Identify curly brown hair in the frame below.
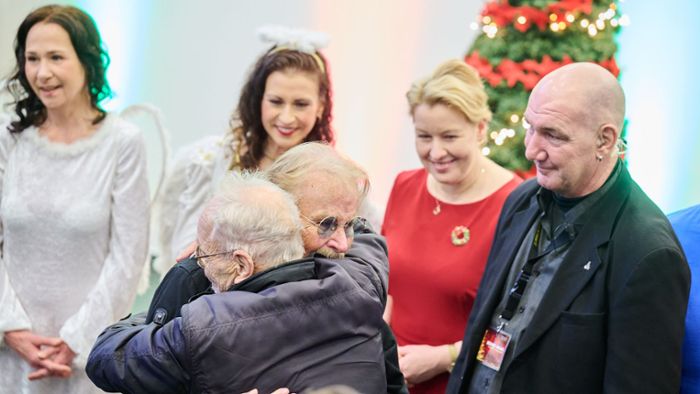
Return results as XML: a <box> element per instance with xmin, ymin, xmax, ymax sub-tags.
<box><xmin>230</xmin><ymin>47</ymin><xmax>334</xmax><ymax>170</ymax></box>
<box><xmin>6</xmin><ymin>5</ymin><xmax>111</xmax><ymax>134</ymax></box>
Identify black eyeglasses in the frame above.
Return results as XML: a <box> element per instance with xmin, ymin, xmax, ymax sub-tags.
<box><xmin>194</xmin><ymin>246</ymin><xmax>239</xmax><ymax>262</ymax></box>
<box><xmin>300</xmin><ymin>214</ymin><xmax>364</xmax><ymax>238</ymax></box>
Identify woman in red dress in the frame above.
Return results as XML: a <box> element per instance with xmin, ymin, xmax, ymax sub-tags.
<box><xmin>382</xmin><ymin>59</ymin><xmax>522</xmax><ymax>393</ymax></box>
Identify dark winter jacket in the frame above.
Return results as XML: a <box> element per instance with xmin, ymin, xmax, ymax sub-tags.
<box><xmin>86</xmin><ymin>232</ymin><xmax>389</xmax><ymax>393</ymax></box>
<box><xmin>145</xmin><ymin>238</ymin><xmax>407</xmax><ymax>394</ymax></box>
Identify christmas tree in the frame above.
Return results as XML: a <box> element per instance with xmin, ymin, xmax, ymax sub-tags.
<box><xmin>466</xmin><ymin>0</ymin><xmax>628</xmax><ymax>173</ymax></box>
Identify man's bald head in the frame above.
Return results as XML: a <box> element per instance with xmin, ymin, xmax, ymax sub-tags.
<box><xmin>533</xmin><ymin>62</ymin><xmax>625</xmax><ymax>132</ymax></box>
<box><xmin>524</xmin><ymin>62</ymin><xmax>626</xmax><ymax>197</ymax></box>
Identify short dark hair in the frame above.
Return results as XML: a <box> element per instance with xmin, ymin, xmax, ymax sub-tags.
<box><xmin>232</xmin><ymin>47</ymin><xmax>334</xmax><ymax>169</ymax></box>
<box><xmin>6</xmin><ymin>4</ymin><xmax>111</xmax><ymax>133</ymax></box>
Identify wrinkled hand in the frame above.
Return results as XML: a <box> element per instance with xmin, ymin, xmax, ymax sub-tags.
<box><xmin>241</xmin><ymin>389</ymin><xmax>291</xmax><ymax>394</ymax></box>
<box><xmin>4</xmin><ymin>330</ymin><xmax>72</xmax><ymax>380</ymax></box>
<box><xmin>176</xmin><ymin>241</ymin><xmax>198</xmax><ymax>262</ymax></box>
<box><xmin>398</xmin><ymin>344</ymin><xmax>451</xmax><ymax>385</ymax></box>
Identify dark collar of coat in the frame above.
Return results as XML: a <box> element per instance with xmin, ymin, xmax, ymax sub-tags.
<box><xmin>224</xmin><ymin>258</ymin><xmax>317</xmax><ymax>294</ymax></box>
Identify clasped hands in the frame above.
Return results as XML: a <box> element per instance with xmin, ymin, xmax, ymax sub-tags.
<box><xmin>4</xmin><ymin>330</ymin><xmax>75</xmax><ymax>380</ymax></box>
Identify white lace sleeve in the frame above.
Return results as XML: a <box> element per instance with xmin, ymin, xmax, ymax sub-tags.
<box><xmin>155</xmin><ymin>136</ymin><xmax>222</xmax><ymax>275</ymax></box>
<box><xmin>0</xmin><ymin>129</ymin><xmax>31</xmax><ymax>345</ymax></box>
<box><xmin>58</xmin><ymin>124</ymin><xmax>150</xmax><ymax>367</ymax></box>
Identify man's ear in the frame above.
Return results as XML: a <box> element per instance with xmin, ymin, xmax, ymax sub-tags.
<box><xmin>232</xmin><ymin>250</ymin><xmax>256</xmax><ymax>284</ymax></box>
<box><xmin>596</xmin><ymin>123</ymin><xmax>619</xmax><ymax>157</ymax></box>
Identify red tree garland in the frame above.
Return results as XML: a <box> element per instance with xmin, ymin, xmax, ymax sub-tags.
<box><xmin>466</xmin><ymin>51</ymin><xmax>619</xmax><ymax>90</ymax></box>
<box><xmin>482</xmin><ymin>0</ymin><xmax>594</xmax><ymax>32</ymax></box>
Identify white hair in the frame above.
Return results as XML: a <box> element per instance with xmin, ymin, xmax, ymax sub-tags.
<box><xmin>266</xmin><ymin>142</ymin><xmax>370</xmax><ymax>203</ymax></box>
<box><xmin>197</xmin><ymin>172</ymin><xmax>304</xmax><ymax>273</ymax></box>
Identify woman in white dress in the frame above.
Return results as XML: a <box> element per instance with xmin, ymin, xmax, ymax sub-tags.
<box><xmin>0</xmin><ymin>5</ymin><xmax>149</xmax><ymax>393</ymax></box>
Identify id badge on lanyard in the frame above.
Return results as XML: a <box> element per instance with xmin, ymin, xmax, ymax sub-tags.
<box><xmin>476</xmin><ymin>224</ymin><xmax>570</xmax><ymax>371</ymax></box>
<box><xmin>476</xmin><ymin>325</ymin><xmax>512</xmax><ymax>371</ymax></box>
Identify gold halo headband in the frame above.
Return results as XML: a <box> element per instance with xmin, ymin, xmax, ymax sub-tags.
<box><xmin>269</xmin><ymin>45</ymin><xmax>326</xmax><ymax>74</ymax></box>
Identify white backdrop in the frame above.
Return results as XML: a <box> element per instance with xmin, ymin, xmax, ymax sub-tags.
<box><xmin>2</xmin><ymin>0</ymin><xmax>699</xmax><ymax>223</ymax></box>
<box><xmin>0</xmin><ymin>0</ymin><xmax>484</xmax><ymax>221</ymax></box>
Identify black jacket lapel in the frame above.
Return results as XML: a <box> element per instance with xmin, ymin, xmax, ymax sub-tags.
<box><xmin>467</xmin><ymin>196</ymin><xmax>540</xmax><ymax>359</ymax></box>
<box><xmin>511</xmin><ymin>165</ymin><xmax>633</xmax><ymax>360</ymax></box>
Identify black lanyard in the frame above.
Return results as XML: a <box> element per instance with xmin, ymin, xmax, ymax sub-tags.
<box><xmin>499</xmin><ymin>222</ymin><xmax>573</xmax><ymax>321</ymax></box>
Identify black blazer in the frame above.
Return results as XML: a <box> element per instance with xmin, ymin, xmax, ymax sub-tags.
<box><xmin>447</xmin><ymin>164</ymin><xmax>690</xmax><ymax>394</ymax></box>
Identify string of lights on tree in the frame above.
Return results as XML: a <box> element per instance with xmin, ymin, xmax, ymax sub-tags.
<box><xmin>465</xmin><ymin>0</ymin><xmax>628</xmax><ymax>173</ymax></box>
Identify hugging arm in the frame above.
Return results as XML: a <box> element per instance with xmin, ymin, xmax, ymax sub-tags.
<box><xmin>86</xmin><ymin>313</ymin><xmax>191</xmax><ymax>394</ymax></box>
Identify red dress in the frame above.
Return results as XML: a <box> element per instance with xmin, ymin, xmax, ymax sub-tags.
<box><xmin>382</xmin><ymin>169</ymin><xmax>521</xmax><ymax>393</ymax></box>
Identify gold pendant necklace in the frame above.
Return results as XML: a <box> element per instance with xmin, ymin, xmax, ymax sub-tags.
<box><xmin>432</xmin><ymin>199</ymin><xmax>441</xmax><ymax>215</ymax></box>
<box><xmin>432</xmin><ymin>199</ymin><xmax>471</xmax><ymax>247</ymax></box>
<box><xmin>429</xmin><ymin>167</ymin><xmax>484</xmax><ymax>217</ymax></box>
<box><xmin>429</xmin><ymin>167</ymin><xmax>484</xmax><ymax>245</ymax></box>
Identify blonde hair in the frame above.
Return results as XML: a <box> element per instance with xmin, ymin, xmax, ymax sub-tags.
<box><xmin>407</xmin><ymin>59</ymin><xmax>491</xmax><ymax>125</ymax></box>
<box><xmin>266</xmin><ymin>142</ymin><xmax>370</xmax><ymax>202</ymax></box>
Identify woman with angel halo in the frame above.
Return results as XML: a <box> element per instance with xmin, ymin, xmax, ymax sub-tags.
<box><xmin>157</xmin><ymin>25</ymin><xmax>337</xmax><ymax>269</ymax></box>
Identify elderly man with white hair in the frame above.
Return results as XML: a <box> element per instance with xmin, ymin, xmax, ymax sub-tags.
<box><xmin>143</xmin><ymin>142</ymin><xmax>407</xmax><ymax>393</ymax></box>
<box><xmin>192</xmin><ymin>172</ymin><xmax>305</xmax><ymax>293</ymax></box>
<box><xmin>86</xmin><ymin>171</ymin><xmax>388</xmax><ymax>393</ymax></box>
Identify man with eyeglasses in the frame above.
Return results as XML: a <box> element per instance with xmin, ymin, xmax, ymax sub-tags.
<box><xmin>103</xmin><ymin>143</ymin><xmax>405</xmax><ymax>392</ymax></box>
<box><xmin>146</xmin><ymin>143</ymin><xmax>406</xmax><ymax>393</ymax></box>
<box><xmin>145</xmin><ymin>142</ymin><xmax>374</xmax><ymax>326</ymax></box>
<box><xmin>86</xmin><ymin>171</ymin><xmax>388</xmax><ymax>393</ymax></box>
